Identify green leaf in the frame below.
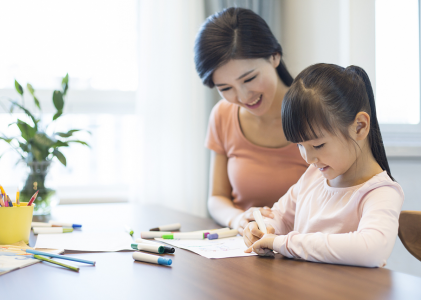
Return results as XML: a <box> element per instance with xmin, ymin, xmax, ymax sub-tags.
<box><xmin>19</xmin><ymin>142</ymin><xmax>30</xmax><ymax>152</ymax></box>
<box><xmin>53</xmin><ymin>148</ymin><xmax>66</xmax><ymax>166</ymax></box>
<box><xmin>53</xmin><ymin>90</ymin><xmax>64</xmax><ymax>111</ymax></box>
<box><xmin>51</xmin><ymin>140</ymin><xmax>69</xmax><ymax>148</ymax></box>
<box><xmin>27</xmin><ymin>83</ymin><xmax>35</xmax><ymax>95</ymax></box>
<box><xmin>62</xmin><ymin>73</ymin><xmax>69</xmax><ymax>96</ymax></box>
<box><xmin>15</xmin><ymin>80</ymin><xmax>23</xmax><ymax>95</ymax></box>
<box><xmin>32</xmin><ymin>133</ymin><xmax>54</xmax><ymax>148</ymax></box>
<box><xmin>10</xmin><ymin>100</ymin><xmax>38</xmax><ymax>130</ymax></box>
<box><xmin>53</xmin><ymin>110</ymin><xmax>62</xmax><ymax>120</ymax></box>
<box><xmin>67</xmin><ymin>140</ymin><xmax>90</xmax><ymax>148</ymax></box>
<box><xmin>55</xmin><ymin>129</ymin><xmax>81</xmax><ymax>138</ymax></box>
<box><xmin>0</xmin><ymin>136</ymin><xmax>13</xmax><ymax>144</ymax></box>
<box><xmin>16</xmin><ymin>119</ymin><xmax>36</xmax><ymax>141</ymax></box>
<box><xmin>33</xmin><ymin>96</ymin><xmax>41</xmax><ymax>109</ymax></box>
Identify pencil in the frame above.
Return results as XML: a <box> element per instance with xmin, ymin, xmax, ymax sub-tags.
<box><xmin>27</xmin><ymin>190</ymin><xmax>39</xmax><ymax>206</ymax></box>
<box><xmin>34</xmin><ymin>254</ymin><xmax>80</xmax><ymax>272</ymax></box>
<box><xmin>0</xmin><ymin>194</ymin><xmax>4</xmax><ymax>207</ymax></box>
<box><xmin>23</xmin><ymin>249</ymin><xmax>96</xmax><ymax>265</ymax></box>
<box><xmin>16</xmin><ymin>188</ymin><xmax>20</xmax><ymax>206</ymax></box>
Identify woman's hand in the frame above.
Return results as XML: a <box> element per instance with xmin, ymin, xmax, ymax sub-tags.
<box><xmin>237</xmin><ymin>206</ymin><xmax>274</xmax><ymax>236</ymax></box>
<box><xmin>243</xmin><ymin>221</ymin><xmax>275</xmax><ymax>248</ymax></box>
<box><xmin>245</xmin><ymin>233</ymin><xmax>277</xmax><ymax>257</ymax></box>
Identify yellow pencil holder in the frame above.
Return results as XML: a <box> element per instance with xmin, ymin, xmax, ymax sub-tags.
<box><xmin>0</xmin><ymin>203</ymin><xmax>34</xmax><ymax>245</ymax></box>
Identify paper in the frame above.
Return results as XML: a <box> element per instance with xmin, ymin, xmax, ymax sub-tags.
<box><xmin>155</xmin><ymin>236</ymin><xmax>257</xmax><ymax>259</ymax></box>
<box><xmin>0</xmin><ymin>241</ymin><xmax>64</xmax><ymax>276</ymax></box>
<box><xmin>35</xmin><ymin>232</ymin><xmax>133</xmax><ymax>251</ymax></box>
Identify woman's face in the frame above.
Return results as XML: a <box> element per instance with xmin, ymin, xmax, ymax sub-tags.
<box><xmin>212</xmin><ymin>56</ymin><xmax>281</xmax><ymax>116</ymax></box>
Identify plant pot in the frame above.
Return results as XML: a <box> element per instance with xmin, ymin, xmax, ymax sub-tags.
<box><xmin>20</xmin><ymin>161</ymin><xmax>59</xmax><ymax>215</ymax></box>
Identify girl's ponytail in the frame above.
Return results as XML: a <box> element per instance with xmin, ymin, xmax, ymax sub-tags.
<box><xmin>347</xmin><ymin>66</ymin><xmax>395</xmax><ymax>181</ymax></box>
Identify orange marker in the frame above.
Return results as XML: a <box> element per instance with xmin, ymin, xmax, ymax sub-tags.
<box><xmin>27</xmin><ymin>190</ymin><xmax>39</xmax><ymax>206</ymax></box>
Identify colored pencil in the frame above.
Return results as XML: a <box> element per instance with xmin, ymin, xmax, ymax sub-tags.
<box><xmin>27</xmin><ymin>190</ymin><xmax>39</xmax><ymax>206</ymax></box>
<box><xmin>34</xmin><ymin>254</ymin><xmax>80</xmax><ymax>272</ymax></box>
<box><xmin>23</xmin><ymin>249</ymin><xmax>96</xmax><ymax>265</ymax></box>
<box><xmin>16</xmin><ymin>188</ymin><xmax>20</xmax><ymax>206</ymax></box>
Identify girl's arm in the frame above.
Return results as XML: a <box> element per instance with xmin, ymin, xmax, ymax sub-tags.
<box><xmin>256</xmin><ymin>186</ymin><xmax>403</xmax><ymax>267</ymax></box>
<box><xmin>208</xmin><ymin>151</ymin><xmax>243</xmax><ymax>227</ymax></box>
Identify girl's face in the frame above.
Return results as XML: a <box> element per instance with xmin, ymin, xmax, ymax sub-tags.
<box><xmin>212</xmin><ymin>56</ymin><xmax>281</xmax><ymax>116</ymax></box>
<box><xmin>297</xmin><ymin>129</ymin><xmax>360</xmax><ymax>183</ymax></box>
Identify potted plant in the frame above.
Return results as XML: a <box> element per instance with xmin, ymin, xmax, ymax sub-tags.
<box><xmin>0</xmin><ymin>74</ymin><xmax>90</xmax><ymax>215</ymax></box>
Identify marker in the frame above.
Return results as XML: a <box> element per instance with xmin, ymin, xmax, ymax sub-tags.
<box><xmin>150</xmin><ymin>223</ymin><xmax>181</xmax><ymax>231</ymax></box>
<box><xmin>32</xmin><ymin>222</ymin><xmax>53</xmax><ymax>227</ymax></box>
<box><xmin>34</xmin><ymin>254</ymin><xmax>79</xmax><ymax>272</ymax></box>
<box><xmin>162</xmin><ymin>232</ymin><xmax>204</xmax><ymax>239</ymax></box>
<box><xmin>208</xmin><ymin>229</ymin><xmax>238</xmax><ymax>240</ymax></box>
<box><xmin>125</xmin><ymin>225</ymin><xmax>134</xmax><ymax>236</ymax></box>
<box><xmin>131</xmin><ymin>243</ymin><xmax>165</xmax><ymax>254</ymax></box>
<box><xmin>132</xmin><ymin>252</ymin><xmax>172</xmax><ymax>266</ymax></box>
<box><xmin>27</xmin><ymin>190</ymin><xmax>39</xmax><ymax>206</ymax></box>
<box><xmin>252</xmin><ymin>209</ymin><xmax>274</xmax><ymax>256</ymax></box>
<box><xmin>141</xmin><ymin>231</ymin><xmax>173</xmax><ymax>239</ymax></box>
<box><xmin>135</xmin><ymin>238</ymin><xmax>175</xmax><ymax>253</ymax></box>
<box><xmin>33</xmin><ymin>227</ymin><xmax>73</xmax><ymax>234</ymax></box>
<box><xmin>23</xmin><ymin>249</ymin><xmax>96</xmax><ymax>265</ymax></box>
<box><xmin>203</xmin><ymin>228</ymin><xmax>231</xmax><ymax>238</ymax></box>
<box><xmin>16</xmin><ymin>188</ymin><xmax>20</xmax><ymax>206</ymax></box>
<box><xmin>48</xmin><ymin>221</ymin><xmax>82</xmax><ymax>228</ymax></box>
<box><xmin>253</xmin><ymin>210</ymin><xmax>267</xmax><ymax>234</ymax></box>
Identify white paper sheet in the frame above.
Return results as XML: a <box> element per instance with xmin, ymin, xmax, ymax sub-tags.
<box><xmin>155</xmin><ymin>236</ymin><xmax>257</xmax><ymax>259</ymax></box>
<box><xmin>35</xmin><ymin>232</ymin><xmax>133</xmax><ymax>251</ymax></box>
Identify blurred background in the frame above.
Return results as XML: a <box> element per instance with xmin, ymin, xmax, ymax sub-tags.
<box><xmin>0</xmin><ymin>0</ymin><xmax>420</xmax><ymax>277</ymax></box>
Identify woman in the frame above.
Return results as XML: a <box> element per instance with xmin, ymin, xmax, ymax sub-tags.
<box><xmin>194</xmin><ymin>7</ymin><xmax>308</xmax><ymax>234</ymax></box>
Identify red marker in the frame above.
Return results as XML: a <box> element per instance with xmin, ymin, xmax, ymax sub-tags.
<box><xmin>27</xmin><ymin>190</ymin><xmax>39</xmax><ymax>206</ymax></box>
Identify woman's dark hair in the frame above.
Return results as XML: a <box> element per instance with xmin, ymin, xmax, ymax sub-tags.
<box><xmin>194</xmin><ymin>7</ymin><xmax>293</xmax><ymax>88</ymax></box>
<box><xmin>282</xmin><ymin>63</ymin><xmax>394</xmax><ymax>181</ymax></box>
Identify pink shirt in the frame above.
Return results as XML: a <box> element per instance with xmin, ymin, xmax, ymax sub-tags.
<box><xmin>265</xmin><ymin>165</ymin><xmax>404</xmax><ymax>267</ymax></box>
<box><xmin>205</xmin><ymin>100</ymin><xmax>308</xmax><ymax>211</ymax></box>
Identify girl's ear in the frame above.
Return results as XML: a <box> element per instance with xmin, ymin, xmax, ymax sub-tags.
<box><xmin>354</xmin><ymin>112</ymin><xmax>371</xmax><ymax>141</ymax></box>
<box><xmin>271</xmin><ymin>53</ymin><xmax>281</xmax><ymax>68</ymax></box>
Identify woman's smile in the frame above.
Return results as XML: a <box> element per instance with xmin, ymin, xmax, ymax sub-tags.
<box><xmin>244</xmin><ymin>94</ymin><xmax>262</xmax><ymax>109</ymax></box>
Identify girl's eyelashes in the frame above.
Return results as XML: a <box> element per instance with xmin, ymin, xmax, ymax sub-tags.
<box><xmin>244</xmin><ymin>75</ymin><xmax>257</xmax><ymax>83</ymax></box>
<box><xmin>313</xmin><ymin>143</ymin><xmax>325</xmax><ymax>149</ymax></box>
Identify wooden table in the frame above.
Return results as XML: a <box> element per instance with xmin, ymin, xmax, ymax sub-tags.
<box><xmin>2</xmin><ymin>203</ymin><xmax>421</xmax><ymax>299</ymax></box>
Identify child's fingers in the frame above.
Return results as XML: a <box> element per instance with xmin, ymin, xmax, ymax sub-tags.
<box><xmin>249</xmin><ymin>222</ymin><xmax>264</xmax><ymax>239</ymax></box>
<box><xmin>244</xmin><ymin>246</ymin><xmax>253</xmax><ymax>253</ymax></box>
<box><xmin>267</xmin><ymin>225</ymin><xmax>275</xmax><ymax>234</ymax></box>
<box><xmin>260</xmin><ymin>207</ymin><xmax>274</xmax><ymax>218</ymax></box>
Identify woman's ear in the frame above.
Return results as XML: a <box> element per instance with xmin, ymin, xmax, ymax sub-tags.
<box><xmin>353</xmin><ymin>112</ymin><xmax>371</xmax><ymax>141</ymax></box>
<box><xmin>271</xmin><ymin>53</ymin><xmax>281</xmax><ymax>68</ymax></box>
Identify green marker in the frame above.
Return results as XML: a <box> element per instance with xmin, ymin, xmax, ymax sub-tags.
<box><xmin>162</xmin><ymin>232</ymin><xmax>204</xmax><ymax>239</ymax></box>
<box><xmin>131</xmin><ymin>243</ymin><xmax>165</xmax><ymax>254</ymax></box>
<box><xmin>125</xmin><ymin>225</ymin><xmax>134</xmax><ymax>236</ymax></box>
<box><xmin>33</xmin><ymin>227</ymin><xmax>73</xmax><ymax>234</ymax></box>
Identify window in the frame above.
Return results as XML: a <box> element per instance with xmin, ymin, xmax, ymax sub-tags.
<box><xmin>0</xmin><ymin>0</ymin><xmax>139</xmax><ymax>202</ymax></box>
<box><xmin>376</xmin><ymin>0</ymin><xmax>421</xmax><ymax>136</ymax></box>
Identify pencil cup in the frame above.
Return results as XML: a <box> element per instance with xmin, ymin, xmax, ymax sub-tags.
<box><xmin>0</xmin><ymin>202</ymin><xmax>34</xmax><ymax>244</ymax></box>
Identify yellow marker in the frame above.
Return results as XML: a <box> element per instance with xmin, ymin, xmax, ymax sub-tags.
<box><xmin>16</xmin><ymin>188</ymin><xmax>20</xmax><ymax>206</ymax></box>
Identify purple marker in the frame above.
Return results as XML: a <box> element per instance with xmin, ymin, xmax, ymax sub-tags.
<box><xmin>208</xmin><ymin>229</ymin><xmax>238</xmax><ymax>240</ymax></box>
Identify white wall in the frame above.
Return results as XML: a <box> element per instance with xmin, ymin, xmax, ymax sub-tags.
<box><xmin>279</xmin><ymin>0</ymin><xmax>421</xmax><ymax>278</ymax></box>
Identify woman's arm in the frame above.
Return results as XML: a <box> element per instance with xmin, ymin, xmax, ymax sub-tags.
<box><xmin>208</xmin><ymin>151</ymin><xmax>243</xmax><ymax>227</ymax></box>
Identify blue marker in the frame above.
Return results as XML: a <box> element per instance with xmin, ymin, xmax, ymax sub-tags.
<box><xmin>132</xmin><ymin>252</ymin><xmax>172</xmax><ymax>266</ymax></box>
<box><xmin>49</xmin><ymin>221</ymin><xmax>82</xmax><ymax>228</ymax></box>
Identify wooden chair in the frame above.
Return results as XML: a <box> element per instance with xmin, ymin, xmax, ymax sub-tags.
<box><xmin>398</xmin><ymin>211</ymin><xmax>421</xmax><ymax>261</ymax></box>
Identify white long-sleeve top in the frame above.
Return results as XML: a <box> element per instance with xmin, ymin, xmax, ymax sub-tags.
<box><xmin>264</xmin><ymin>165</ymin><xmax>404</xmax><ymax>267</ymax></box>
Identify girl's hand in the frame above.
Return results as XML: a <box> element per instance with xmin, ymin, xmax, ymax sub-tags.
<box><xmin>245</xmin><ymin>234</ymin><xmax>277</xmax><ymax>257</ymax></box>
<box><xmin>243</xmin><ymin>222</ymin><xmax>275</xmax><ymax>247</ymax></box>
<box><xmin>237</xmin><ymin>206</ymin><xmax>274</xmax><ymax>236</ymax></box>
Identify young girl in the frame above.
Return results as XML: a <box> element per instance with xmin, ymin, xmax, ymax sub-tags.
<box><xmin>244</xmin><ymin>63</ymin><xmax>404</xmax><ymax>267</ymax></box>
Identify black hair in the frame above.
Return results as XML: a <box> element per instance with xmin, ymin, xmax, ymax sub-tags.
<box><xmin>194</xmin><ymin>7</ymin><xmax>293</xmax><ymax>88</ymax></box>
<box><xmin>282</xmin><ymin>63</ymin><xmax>394</xmax><ymax>181</ymax></box>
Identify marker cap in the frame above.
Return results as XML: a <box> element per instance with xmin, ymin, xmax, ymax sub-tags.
<box><xmin>157</xmin><ymin>257</ymin><xmax>172</xmax><ymax>266</ymax></box>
